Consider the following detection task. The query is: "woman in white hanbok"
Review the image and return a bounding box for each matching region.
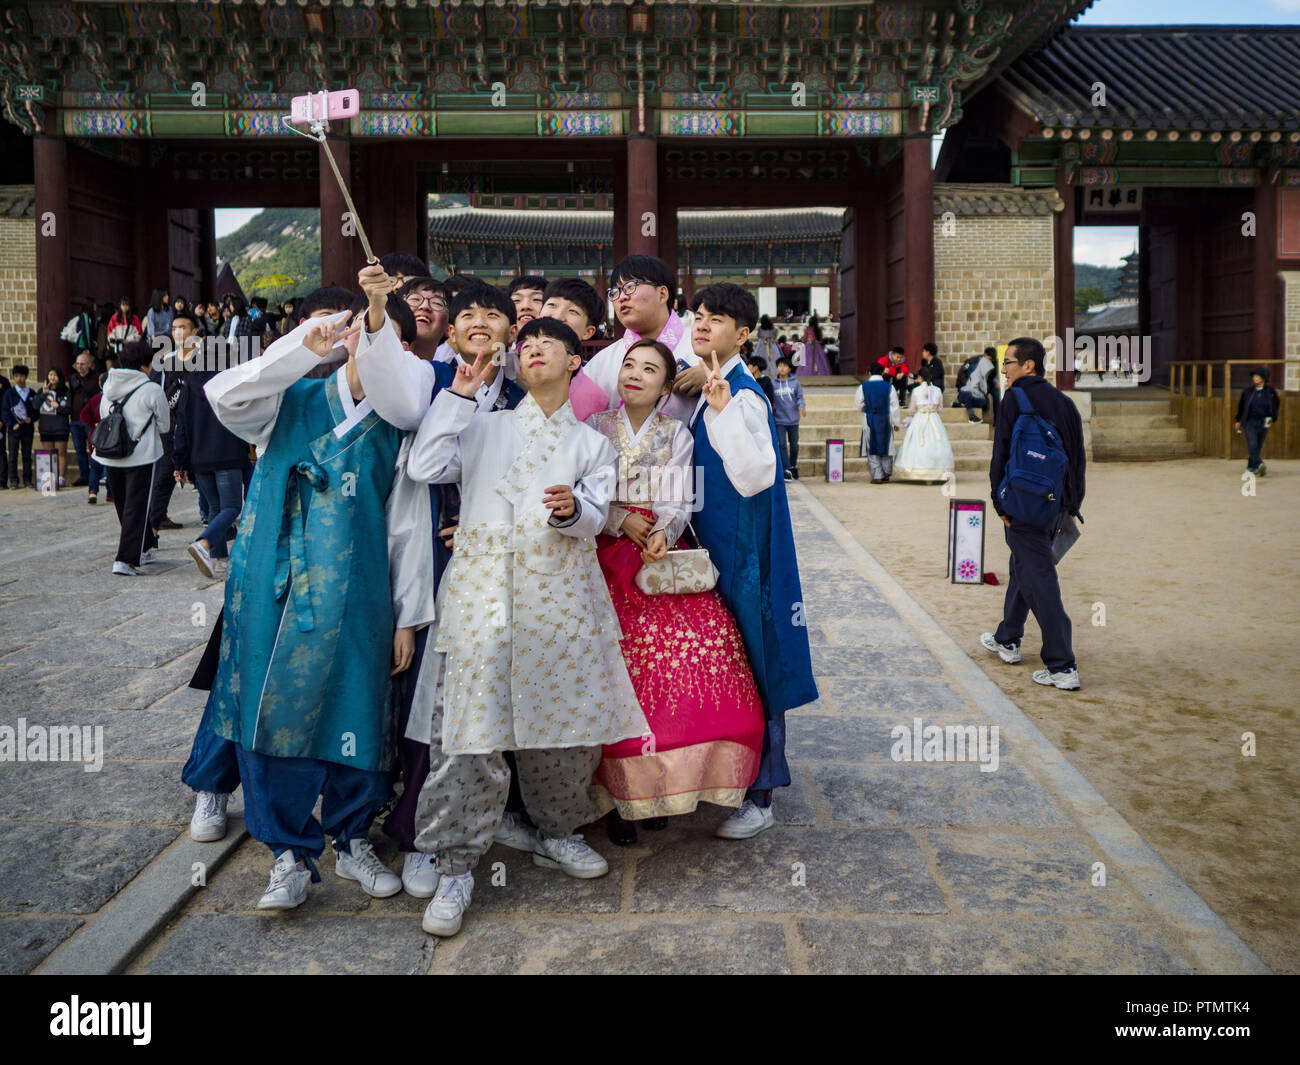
[892,381,954,483]
[752,316,781,375]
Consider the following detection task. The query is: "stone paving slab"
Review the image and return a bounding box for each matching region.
[2,482,1266,974]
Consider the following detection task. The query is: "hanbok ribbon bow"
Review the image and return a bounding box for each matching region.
[275,459,330,633]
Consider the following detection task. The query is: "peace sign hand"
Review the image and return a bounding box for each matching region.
[303,312,354,357]
[703,349,731,413]
[450,348,494,398]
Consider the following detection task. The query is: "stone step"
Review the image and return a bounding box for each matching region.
[796,438,990,459]
[1092,441,1197,462]
[799,455,988,477]
[1088,398,1172,417]
[799,421,992,442]
[1090,426,1191,445]
[1091,414,1182,430]
[802,406,996,427]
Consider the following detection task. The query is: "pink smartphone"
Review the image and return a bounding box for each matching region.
[288,89,360,125]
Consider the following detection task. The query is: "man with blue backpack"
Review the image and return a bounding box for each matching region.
[980,337,1086,691]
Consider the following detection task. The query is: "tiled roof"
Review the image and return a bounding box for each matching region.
[933,184,1064,217]
[429,207,844,246]
[999,26,1300,131]
[1077,302,1139,334]
[0,186,35,219]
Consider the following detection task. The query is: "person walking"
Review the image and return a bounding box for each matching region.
[97,340,170,576]
[68,351,101,486]
[1234,366,1280,476]
[148,323,188,533]
[79,371,110,505]
[980,337,1086,691]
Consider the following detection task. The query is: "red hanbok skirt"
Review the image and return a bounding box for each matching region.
[592,508,765,819]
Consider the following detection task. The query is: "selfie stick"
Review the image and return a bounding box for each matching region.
[283,89,378,265]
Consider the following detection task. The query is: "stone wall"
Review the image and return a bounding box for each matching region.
[1282,271,1300,393]
[0,186,37,381]
[932,207,1056,366]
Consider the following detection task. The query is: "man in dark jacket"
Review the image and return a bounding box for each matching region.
[980,337,1086,691]
[148,315,192,533]
[68,351,101,487]
[915,342,945,393]
[1233,366,1280,476]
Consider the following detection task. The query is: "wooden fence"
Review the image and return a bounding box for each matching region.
[1168,360,1297,460]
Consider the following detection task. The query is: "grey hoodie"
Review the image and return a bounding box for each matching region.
[96,368,170,468]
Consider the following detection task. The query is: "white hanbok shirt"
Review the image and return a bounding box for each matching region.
[690,353,779,499]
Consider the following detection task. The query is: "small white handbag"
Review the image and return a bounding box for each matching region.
[634,525,718,596]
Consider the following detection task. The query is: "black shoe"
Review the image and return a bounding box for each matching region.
[0,483,7,491]
[71,477,87,487]
[226,525,237,541]
[604,809,637,847]
[792,469,800,480]
[643,817,668,831]
[158,517,183,530]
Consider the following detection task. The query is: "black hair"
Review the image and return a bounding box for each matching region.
[397,276,448,303]
[12,363,29,375]
[609,254,675,293]
[297,285,356,322]
[250,297,268,311]
[626,338,679,388]
[889,345,905,356]
[379,252,431,279]
[229,296,247,315]
[1007,337,1047,376]
[517,316,581,356]
[983,346,998,360]
[149,288,168,313]
[923,342,938,357]
[746,355,767,373]
[172,295,190,312]
[118,296,132,308]
[760,314,772,330]
[775,357,794,372]
[691,283,758,331]
[444,273,488,297]
[44,366,67,389]
[171,311,199,331]
[508,275,548,298]
[449,282,516,326]
[542,277,605,330]
[118,339,154,371]
[348,292,419,346]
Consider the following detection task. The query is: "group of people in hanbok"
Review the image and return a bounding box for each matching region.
[858,343,955,484]
[177,252,817,939]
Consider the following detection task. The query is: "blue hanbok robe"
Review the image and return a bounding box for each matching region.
[859,377,897,458]
[207,371,407,774]
[690,362,818,793]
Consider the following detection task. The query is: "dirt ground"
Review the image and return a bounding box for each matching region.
[806,457,1300,974]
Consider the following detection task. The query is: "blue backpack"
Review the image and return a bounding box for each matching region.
[997,387,1068,526]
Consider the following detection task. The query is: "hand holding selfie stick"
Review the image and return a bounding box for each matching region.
[282,89,378,265]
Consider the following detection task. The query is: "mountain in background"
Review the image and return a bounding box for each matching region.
[1074,261,1123,308]
[214,207,321,306]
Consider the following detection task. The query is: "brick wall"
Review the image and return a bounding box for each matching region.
[932,213,1056,365]
[0,185,37,380]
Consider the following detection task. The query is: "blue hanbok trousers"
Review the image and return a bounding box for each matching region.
[746,715,788,808]
[181,692,240,796]
[234,747,391,873]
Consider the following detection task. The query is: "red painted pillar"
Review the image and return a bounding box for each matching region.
[1253,182,1279,360]
[34,136,70,377]
[393,143,420,260]
[902,136,934,359]
[319,137,352,287]
[1054,167,1076,389]
[625,136,658,259]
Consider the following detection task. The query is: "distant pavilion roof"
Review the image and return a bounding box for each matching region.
[998,26,1300,133]
[429,207,845,247]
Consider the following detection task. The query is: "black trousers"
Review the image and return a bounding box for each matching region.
[106,462,158,567]
[993,517,1076,673]
[149,430,176,529]
[6,426,33,485]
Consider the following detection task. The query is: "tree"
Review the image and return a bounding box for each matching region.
[1074,285,1106,313]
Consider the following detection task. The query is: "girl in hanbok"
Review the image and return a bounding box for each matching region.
[588,339,766,846]
[753,315,781,375]
[893,379,954,484]
[800,313,832,377]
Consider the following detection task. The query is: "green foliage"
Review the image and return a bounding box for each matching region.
[1074,284,1106,312]
[214,208,322,306]
[1074,262,1121,301]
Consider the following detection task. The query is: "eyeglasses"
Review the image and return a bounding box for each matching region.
[607,280,652,301]
[404,293,447,311]
[1002,358,1020,366]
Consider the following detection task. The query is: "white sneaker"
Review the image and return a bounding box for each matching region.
[187,539,215,579]
[493,811,537,852]
[401,851,440,898]
[190,791,229,842]
[715,799,776,839]
[421,870,473,936]
[532,833,609,878]
[111,561,142,577]
[212,558,229,579]
[257,851,311,910]
[980,632,1021,664]
[139,548,159,564]
[1032,667,1081,690]
[334,838,402,898]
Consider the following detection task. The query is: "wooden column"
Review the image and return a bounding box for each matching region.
[659,196,679,291]
[1254,181,1279,359]
[625,136,659,259]
[1053,168,1076,389]
[902,136,934,359]
[197,207,216,299]
[34,136,70,377]
[393,143,420,260]
[319,137,352,287]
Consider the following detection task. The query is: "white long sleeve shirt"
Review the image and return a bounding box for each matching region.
[691,353,779,499]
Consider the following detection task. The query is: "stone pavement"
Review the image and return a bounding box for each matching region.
[0,479,1266,975]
